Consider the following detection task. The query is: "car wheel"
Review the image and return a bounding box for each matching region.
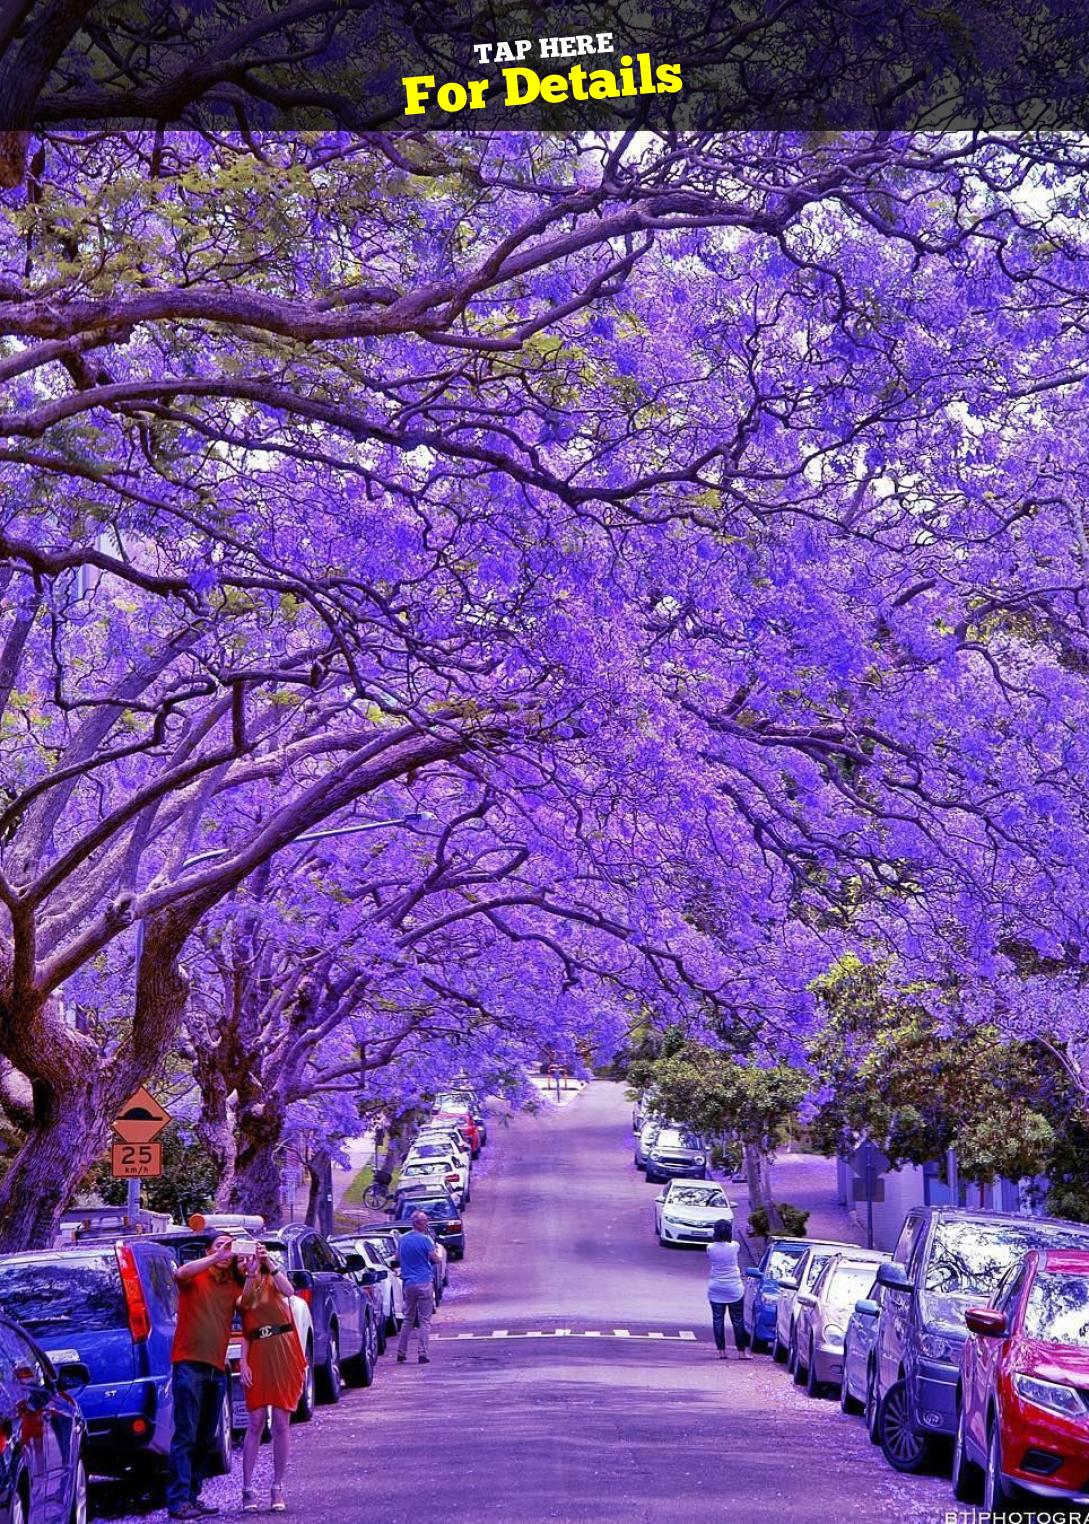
[772,1332,787,1364]
[879,1379,931,1473]
[983,1420,1014,1518]
[376,1311,387,1356]
[840,1368,862,1415]
[355,1316,376,1388]
[791,1333,805,1384]
[11,1480,26,1524]
[207,1380,234,1476]
[865,1366,881,1444]
[751,1336,768,1355]
[805,1341,823,1398]
[952,1400,982,1503]
[293,1341,316,1423]
[386,1309,399,1337]
[318,1325,342,1404]
[69,1455,88,1524]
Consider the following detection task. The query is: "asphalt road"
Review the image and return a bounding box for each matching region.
[95,1081,953,1524]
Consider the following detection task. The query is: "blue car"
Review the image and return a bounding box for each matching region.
[742,1237,810,1352]
[0,1241,232,1480]
[0,1311,88,1524]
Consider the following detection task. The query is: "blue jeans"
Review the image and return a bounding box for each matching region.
[167,1360,227,1513]
[710,1297,749,1353]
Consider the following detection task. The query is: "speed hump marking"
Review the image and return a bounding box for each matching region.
[112,1086,171,1144]
[111,1141,163,1178]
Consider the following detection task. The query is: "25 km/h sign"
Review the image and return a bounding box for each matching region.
[110,1085,171,1178]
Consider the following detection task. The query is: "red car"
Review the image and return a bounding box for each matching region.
[955,1247,1089,1515]
[432,1109,480,1157]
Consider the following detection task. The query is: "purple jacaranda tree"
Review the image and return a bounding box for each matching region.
[7,130,1089,1243]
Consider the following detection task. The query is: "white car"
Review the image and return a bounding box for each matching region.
[653,1179,734,1247]
[332,1234,404,1342]
[399,1154,471,1205]
[412,1133,471,1171]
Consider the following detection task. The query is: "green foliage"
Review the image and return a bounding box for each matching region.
[637,1040,806,1149]
[809,955,1055,1185]
[749,1203,810,1239]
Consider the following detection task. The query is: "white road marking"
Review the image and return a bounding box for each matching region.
[432,1328,702,1343]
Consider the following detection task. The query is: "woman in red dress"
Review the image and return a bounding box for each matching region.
[238,1245,307,1513]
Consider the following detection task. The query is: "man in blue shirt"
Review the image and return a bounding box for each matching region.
[396,1212,440,1365]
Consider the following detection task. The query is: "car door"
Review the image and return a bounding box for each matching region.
[877,1212,925,1402]
[968,1262,1027,1457]
[0,1326,63,1515]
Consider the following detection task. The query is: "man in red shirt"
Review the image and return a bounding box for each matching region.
[167,1234,245,1519]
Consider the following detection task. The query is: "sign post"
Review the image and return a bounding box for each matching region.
[111,1087,172,1225]
[852,1140,890,1249]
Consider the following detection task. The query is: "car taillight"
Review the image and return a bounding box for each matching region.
[116,1243,151,1342]
[295,1287,312,1306]
[447,1220,463,1232]
[445,1172,459,1183]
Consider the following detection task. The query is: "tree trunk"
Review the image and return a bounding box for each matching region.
[0,1072,108,1249]
[305,1150,334,1236]
[743,1141,784,1233]
[227,1100,285,1226]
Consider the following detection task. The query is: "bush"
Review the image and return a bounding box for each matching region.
[748,1202,810,1240]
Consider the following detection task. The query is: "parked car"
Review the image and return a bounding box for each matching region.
[152,1221,375,1416]
[391,1191,466,1259]
[653,1180,733,1246]
[742,1238,810,1353]
[357,1225,445,1307]
[411,1134,471,1169]
[0,1312,88,1523]
[774,1241,852,1368]
[634,1118,664,1172]
[644,1127,709,1184]
[433,1092,489,1147]
[331,1236,403,1343]
[632,1089,658,1135]
[791,1250,889,1398]
[0,1239,233,1479]
[954,1247,1089,1513]
[399,1153,470,1206]
[431,1110,481,1158]
[841,1273,887,1418]
[870,1207,1089,1475]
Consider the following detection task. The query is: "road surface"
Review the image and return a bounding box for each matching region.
[95,1081,952,1523]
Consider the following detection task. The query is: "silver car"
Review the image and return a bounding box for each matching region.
[773,1240,853,1366]
[840,1273,886,1420]
[792,1250,889,1397]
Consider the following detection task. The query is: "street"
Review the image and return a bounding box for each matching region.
[95,1083,952,1524]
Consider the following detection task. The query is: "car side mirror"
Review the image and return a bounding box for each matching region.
[358,1268,386,1286]
[854,1299,880,1318]
[779,1277,799,1291]
[655,1194,666,1204]
[796,1292,817,1308]
[964,1307,1008,1338]
[342,1252,366,1272]
[876,1262,912,1294]
[289,1269,315,1294]
[744,1266,762,1279]
[56,1363,90,1396]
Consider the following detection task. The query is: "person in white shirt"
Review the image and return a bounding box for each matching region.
[706,1219,752,1360]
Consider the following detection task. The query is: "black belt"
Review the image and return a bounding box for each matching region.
[247,1323,293,1342]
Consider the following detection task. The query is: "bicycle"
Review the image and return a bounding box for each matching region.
[362,1168,396,1211]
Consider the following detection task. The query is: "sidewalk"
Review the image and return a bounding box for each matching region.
[723,1148,864,1265]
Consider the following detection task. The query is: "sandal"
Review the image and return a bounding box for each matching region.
[270,1486,286,1513]
[241,1489,260,1513]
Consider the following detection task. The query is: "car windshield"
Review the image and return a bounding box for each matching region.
[413,1145,454,1158]
[669,1187,726,1207]
[656,1130,700,1149]
[0,1254,126,1334]
[396,1199,455,1219]
[765,1246,807,1280]
[1023,1273,1089,1347]
[925,1220,1089,1302]
[826,1265,880,1313]
[801,1250,834,1289]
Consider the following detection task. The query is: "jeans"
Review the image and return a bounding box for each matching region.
[167,1360,228,1513]
[397,1283,435,1359]
[710,1297,749,1353]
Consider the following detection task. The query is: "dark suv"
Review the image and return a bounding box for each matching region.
[870,1207,1089,1474]
[0,1240,232,1479]
[153,1223,376,1423]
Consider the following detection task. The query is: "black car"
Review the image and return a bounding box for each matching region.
[151,1222,377,1423]
[870,1206,1089,1474]
[0,1313,87,1524]
[390,1192,466,1259]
